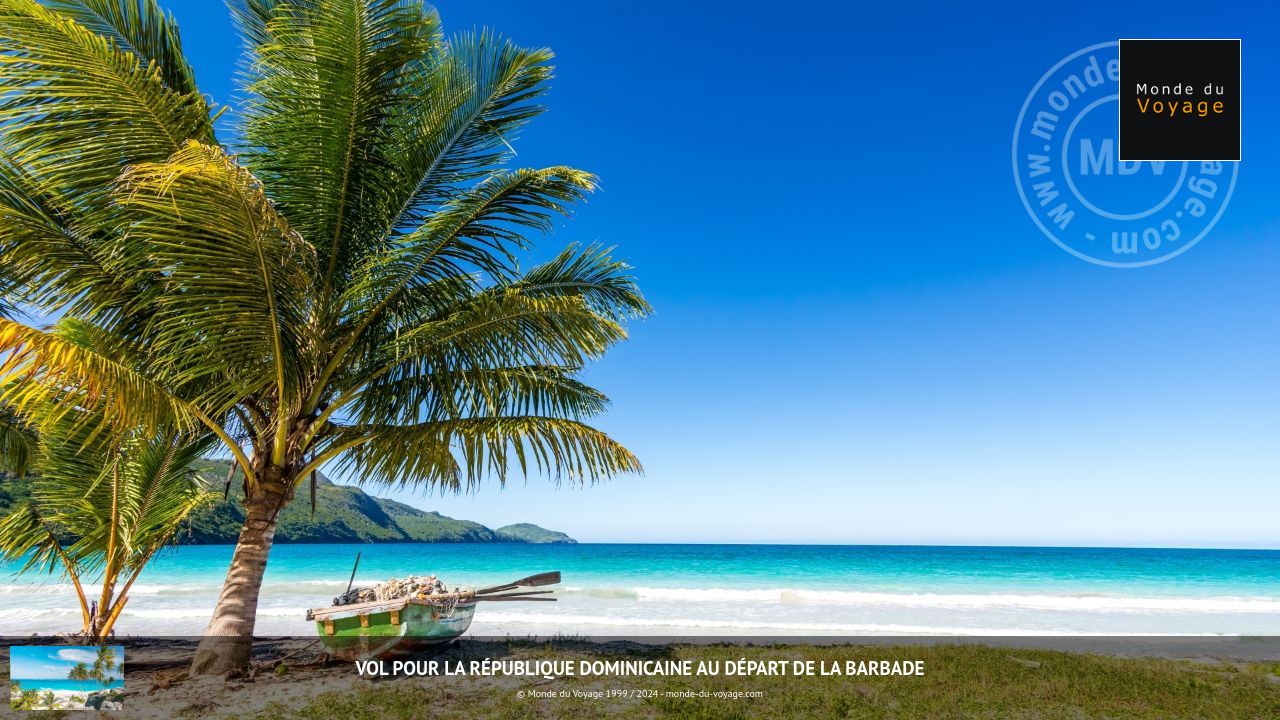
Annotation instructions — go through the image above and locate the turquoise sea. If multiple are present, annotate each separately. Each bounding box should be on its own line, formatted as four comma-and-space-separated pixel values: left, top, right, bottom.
10, 679, 123, 693
2, 544, 1278, 636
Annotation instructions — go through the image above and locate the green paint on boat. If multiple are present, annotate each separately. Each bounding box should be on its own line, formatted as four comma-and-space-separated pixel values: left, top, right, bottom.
311, 599, 476, 661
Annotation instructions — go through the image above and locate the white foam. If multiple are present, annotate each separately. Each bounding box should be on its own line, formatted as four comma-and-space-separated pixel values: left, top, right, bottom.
125, 607, 214, 619
622, 587, 1280, 613
472, 611, 1208, 636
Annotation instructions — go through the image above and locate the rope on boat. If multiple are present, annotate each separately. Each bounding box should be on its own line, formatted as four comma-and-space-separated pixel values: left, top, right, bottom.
433, 593, 459, 618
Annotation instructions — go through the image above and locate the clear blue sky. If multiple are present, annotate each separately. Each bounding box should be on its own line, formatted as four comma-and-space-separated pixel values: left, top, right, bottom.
165, 1, 1278, 547
9, 646, 122, 680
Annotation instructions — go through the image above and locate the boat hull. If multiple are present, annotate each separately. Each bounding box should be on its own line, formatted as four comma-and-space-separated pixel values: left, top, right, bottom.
312, 599, 476, 661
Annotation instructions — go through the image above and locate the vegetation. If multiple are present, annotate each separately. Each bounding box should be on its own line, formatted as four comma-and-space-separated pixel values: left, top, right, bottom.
182, 472, 504, 544
8, 681, 39, 711
0, 401, 33, 476
0, 0, 646, 673
0, 290, 33, 479
2, 464, 575, 543
78, 645, 121, 692
239, 642, 1280, 720
0, 404, 216, 639
67, 662, 91, 683
182, 460, 573, 544
495, 523, 576, 544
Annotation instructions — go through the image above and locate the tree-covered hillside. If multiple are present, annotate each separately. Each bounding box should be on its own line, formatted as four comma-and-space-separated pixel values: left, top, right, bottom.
1, 462, 575, 545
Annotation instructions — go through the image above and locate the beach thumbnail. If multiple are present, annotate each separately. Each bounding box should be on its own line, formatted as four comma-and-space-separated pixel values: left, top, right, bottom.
8, 646, 123, 711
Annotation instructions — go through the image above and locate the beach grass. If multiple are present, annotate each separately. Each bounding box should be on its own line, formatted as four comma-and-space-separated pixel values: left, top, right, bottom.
238, 642, 1280, 720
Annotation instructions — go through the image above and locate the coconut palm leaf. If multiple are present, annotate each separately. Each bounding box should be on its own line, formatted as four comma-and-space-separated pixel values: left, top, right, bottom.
41, 0, 201, 97
0, 402, 34, 475
0, 317, 192, 436
235, 0, 442, 298
0, 501, 64, 575
113, 142, 318, 405
0, 0, 213, 206
385, 29, 556, 231
333, 416, 641, 493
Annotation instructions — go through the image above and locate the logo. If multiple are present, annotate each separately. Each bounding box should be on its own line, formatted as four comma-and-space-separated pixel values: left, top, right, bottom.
1119, 39, 1240, 161
1012, 42, 1237, 267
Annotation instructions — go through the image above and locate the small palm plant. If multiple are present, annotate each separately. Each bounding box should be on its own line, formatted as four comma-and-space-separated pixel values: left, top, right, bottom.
0, 0, 646, 674
11, 687, 39, 711
0, 399, 216, 640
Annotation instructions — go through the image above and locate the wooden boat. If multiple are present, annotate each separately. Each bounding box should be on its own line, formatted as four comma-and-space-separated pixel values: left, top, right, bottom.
306, 571, 560, 661
306, 595, 477, 661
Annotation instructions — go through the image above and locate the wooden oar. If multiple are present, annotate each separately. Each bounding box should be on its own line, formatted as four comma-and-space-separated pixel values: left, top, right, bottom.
474, 590, 554, 599
474, 571, 560, 596
474, 595, 557, 602
345, 552, 362, 594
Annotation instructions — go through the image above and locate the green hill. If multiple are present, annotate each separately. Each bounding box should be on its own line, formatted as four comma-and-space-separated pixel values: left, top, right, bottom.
496, 523, 577, 544
0, 463, 575, 545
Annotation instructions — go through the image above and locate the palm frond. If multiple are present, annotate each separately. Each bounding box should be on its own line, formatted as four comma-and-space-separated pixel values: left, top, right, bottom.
0, 399, 36, 475
339, 166, 599, 340
225, 0, 286, 49
0, 317, 191, 436
41, 0, 203, 97
512, 244, 653, 321
372, 364, 610, 425
0, 502, 65, 576
335, 416, 641, 493
236, 0, 441, 299
380, 29, 555, 236
0, 0, 213, 206
0, 149, 128, 317
115, 141, 317, 407
342, 291, 626, 425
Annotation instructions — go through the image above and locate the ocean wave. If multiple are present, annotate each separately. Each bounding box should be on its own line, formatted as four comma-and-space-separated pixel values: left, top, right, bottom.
607, 587, 1280, 613
473, 611, 1206, 636
126, 605, 306, 620
125, 607, 215, 619
0, 582, 219, 596
560, 586, 642, 600
0, 607, 79, 620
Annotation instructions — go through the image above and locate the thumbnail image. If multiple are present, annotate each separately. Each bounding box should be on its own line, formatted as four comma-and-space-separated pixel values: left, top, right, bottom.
8, 646, 123, 711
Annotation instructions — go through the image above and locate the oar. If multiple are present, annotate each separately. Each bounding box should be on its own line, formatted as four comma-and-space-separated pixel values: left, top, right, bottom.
345, 552, 362, 594
474, 595, 557, 602
473, 590, 554, 599
474, 571, 561, 596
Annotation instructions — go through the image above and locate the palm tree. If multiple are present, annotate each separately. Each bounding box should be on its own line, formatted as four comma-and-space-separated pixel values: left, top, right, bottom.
92, 645, 120, 686
67, 663, 91, 683
0, 402, 217, 639
0, 0, 647, 674
13, 687, 39, 711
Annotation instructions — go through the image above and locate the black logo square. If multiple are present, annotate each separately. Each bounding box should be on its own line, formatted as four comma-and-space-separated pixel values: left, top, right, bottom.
1119, 39, 1240, 161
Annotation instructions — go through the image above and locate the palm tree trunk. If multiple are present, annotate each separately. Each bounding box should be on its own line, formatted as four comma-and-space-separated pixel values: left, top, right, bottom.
189, 469, 293, 675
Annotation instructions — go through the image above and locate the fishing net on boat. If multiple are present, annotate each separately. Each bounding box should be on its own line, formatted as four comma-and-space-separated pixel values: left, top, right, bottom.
332, 574, 449, 606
